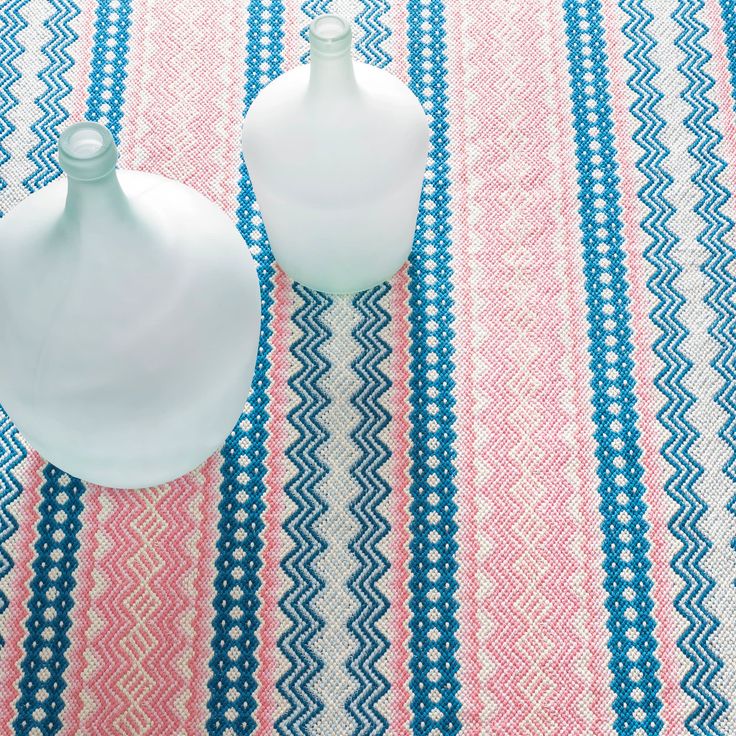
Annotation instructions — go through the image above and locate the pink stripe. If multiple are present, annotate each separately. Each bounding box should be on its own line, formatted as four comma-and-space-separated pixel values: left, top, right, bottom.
448, 1, 612, 732
444, 7, 483, 731
254, 268, 294, 734
601, 2, 693, 730
117, 0, 248, 213
0, 449, 44, 725
383, 267, 413, 736
71, 469, 219, 736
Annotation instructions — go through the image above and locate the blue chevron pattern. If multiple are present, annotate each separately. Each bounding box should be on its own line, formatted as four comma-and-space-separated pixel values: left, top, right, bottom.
346, 283, 392, 736
0, 0, 28, 205
0, 410, 26, 649
275, 282, 331, 736
620, 1, 728, 733
12, 467, 85, 735
205, 2, 284, 733
344, 5, 393, 735
405, 1, 463, 734
86, 0, 133, 144
672, 0, 735, 732
22, 0, 79, 193
562, 0, 665, 733
11, 1, 86, 730
354, 0, 390, 68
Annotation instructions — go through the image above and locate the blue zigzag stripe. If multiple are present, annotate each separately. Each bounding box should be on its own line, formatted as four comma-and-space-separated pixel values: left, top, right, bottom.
354, 0, 390, 68
12, 0, 86, 731
713, 6, 736, 487
347, 283, 392, 736
22, 0, 79, 192
405, 1, 463, 734
673, 0, 735, 731
300, 0, 331, 64
205, 2, 283, 732
276, 282, 331, 736
12, 468, 85, 735
0, 410, 26, 648
345, 4, 392, 735
86, 0, 133, 144
0, 0, 29, 206
620, 1, 728, 733
562, 0, 665, 733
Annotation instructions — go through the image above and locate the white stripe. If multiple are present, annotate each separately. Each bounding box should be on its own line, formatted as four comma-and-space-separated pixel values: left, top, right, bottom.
0, 0, 55, 215
648, 2, 736, 731
309, 295, 361, 736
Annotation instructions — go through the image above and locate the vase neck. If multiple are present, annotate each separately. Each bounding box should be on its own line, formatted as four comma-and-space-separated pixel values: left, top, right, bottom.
58, 121, 128, 223
64, 169, 128, 222
308, 15, 358, 100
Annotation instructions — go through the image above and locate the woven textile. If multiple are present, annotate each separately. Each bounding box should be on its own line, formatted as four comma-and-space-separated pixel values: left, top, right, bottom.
1, 0, 736, 733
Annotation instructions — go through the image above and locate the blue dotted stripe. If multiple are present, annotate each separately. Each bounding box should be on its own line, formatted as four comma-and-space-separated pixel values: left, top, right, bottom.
620, 0, 728, 733
0, 411, 26, 649
405, 0, 463, 734
562, 0, 665, 733
85, 0, 133, 144
12, 469, 85, 735
205, 2, 283, 733
0, 0, 29, 207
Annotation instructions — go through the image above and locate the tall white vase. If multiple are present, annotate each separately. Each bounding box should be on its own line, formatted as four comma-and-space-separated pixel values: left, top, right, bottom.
242, 14, 430, 294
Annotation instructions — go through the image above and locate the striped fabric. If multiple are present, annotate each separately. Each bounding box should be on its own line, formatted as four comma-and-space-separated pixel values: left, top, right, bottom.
1, 0, 736, 733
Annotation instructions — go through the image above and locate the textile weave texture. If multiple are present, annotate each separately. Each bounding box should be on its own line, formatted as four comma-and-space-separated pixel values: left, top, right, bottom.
1, 0, 736, 733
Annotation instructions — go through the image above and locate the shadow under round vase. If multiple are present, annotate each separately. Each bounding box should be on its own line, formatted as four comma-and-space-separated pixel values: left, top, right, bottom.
0, 123, 262, 488
242, 14, 430, 294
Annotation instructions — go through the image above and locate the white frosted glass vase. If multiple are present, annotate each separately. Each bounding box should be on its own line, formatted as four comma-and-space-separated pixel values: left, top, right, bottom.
0, 122, 262, 488
242, 14, 430, 294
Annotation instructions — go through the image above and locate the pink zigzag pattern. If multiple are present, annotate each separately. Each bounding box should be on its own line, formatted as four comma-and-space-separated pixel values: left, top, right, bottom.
447, 0, 612, 731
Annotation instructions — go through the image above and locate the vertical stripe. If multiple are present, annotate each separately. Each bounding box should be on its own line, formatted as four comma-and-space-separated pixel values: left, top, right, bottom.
10, 0, 86, 730
405, 0, 462, 734
310, 296, 362, 736
604, 0, 699, 729
672, 0, 734, 730
649, 0, 736, 732
85, 0, 132, 142
562, 0, 666, 733
0, 0, 51, 214
0, 0, 29, 209
0, 414, 26, 647
0, 451, 44, 726
344, 4, 393, 735
276, 284, 331, 736
205, 0, 284, 730
447, 0, 613, 731
347, 285, 392, 736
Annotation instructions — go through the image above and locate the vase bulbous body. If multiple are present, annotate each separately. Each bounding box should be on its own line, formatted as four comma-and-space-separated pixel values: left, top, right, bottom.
0, 123, 262, 488
242, 14, 430, 294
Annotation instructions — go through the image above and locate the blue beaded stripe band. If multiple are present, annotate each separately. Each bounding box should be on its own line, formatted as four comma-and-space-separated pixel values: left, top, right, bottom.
85, 0, 133, 144
205, 1, 284, 733
562, 0, 665, 733
405, 0, 463, 734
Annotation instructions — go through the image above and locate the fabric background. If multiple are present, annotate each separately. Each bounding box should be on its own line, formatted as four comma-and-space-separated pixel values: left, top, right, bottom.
1, 0, 736, 733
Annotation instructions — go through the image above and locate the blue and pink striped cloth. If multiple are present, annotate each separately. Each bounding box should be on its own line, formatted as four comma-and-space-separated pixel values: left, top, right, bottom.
2, 0, 736, 733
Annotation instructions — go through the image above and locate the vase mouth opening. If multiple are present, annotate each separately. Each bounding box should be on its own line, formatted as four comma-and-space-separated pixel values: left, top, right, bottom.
59, 122, 117, 181
309, 15, 351, 57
